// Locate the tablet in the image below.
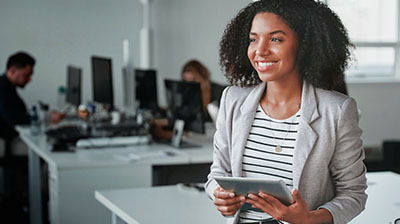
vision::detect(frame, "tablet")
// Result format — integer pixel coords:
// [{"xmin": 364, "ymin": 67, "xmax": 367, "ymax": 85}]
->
[{"xmin": 214, "ymin": 176, "xmax": 294, "ymax": 206}]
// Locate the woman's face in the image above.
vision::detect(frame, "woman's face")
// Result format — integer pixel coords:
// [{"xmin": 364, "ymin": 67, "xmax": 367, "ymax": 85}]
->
[
  {"xmin": 247, "ymin": 12, "xmax": 299, "ymax": 83},
  {"xmin": 182, "ymin": 71, "xmax": 203, "ymax": 83}
]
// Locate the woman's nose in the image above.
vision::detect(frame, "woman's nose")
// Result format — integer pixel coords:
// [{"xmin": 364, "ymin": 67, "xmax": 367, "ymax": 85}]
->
[{"xmin": 255, "ymin": 41, "xmax": 270, "ymax": 56}]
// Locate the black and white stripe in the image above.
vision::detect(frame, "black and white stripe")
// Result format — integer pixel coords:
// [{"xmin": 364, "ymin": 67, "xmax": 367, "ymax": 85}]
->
[{"xmin": 239, "ymin": 104, "xmax": 300, "ymax": 223}]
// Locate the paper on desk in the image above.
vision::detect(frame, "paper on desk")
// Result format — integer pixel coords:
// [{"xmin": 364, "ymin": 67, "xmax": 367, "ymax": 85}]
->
[
  {"xmin": 113, "ymin": 151, "xmax": 168, "ymax": 162},
  {"xmin": 113, "ymin": 153, "xmax": 140, "ymax": 162}
]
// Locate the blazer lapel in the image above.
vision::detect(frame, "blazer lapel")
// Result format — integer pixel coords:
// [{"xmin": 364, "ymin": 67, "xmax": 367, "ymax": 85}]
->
[
  {"xmin": 231, "ymin": 83, "xmax": 266, "ymax": 176},
  {"xmin": 293, "ymin": 82, "xmax": 319, "ymax": 189}
]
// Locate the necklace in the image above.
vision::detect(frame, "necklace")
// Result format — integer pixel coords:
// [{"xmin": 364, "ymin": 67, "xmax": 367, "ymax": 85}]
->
[{"xmin": 264, "ymin": 101, "xmax": 299, "ymax": 153}]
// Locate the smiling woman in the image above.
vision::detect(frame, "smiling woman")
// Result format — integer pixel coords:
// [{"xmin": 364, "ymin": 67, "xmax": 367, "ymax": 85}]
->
[
  {"xmin": 219, "ymin": 0, "xmax": 352, "ymax": 90},
  {"xmin": 247, "ymin": 13, "xmax": 299, "ymax": 87},
  {"xmin": 205, "ymin": 0, "xmax": 367, "ymax": 224}
]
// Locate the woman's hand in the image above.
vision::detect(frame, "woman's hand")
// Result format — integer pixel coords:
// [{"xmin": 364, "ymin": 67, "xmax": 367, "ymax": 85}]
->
[
  {"xmin": 246, "ymin": 189, "xmax": 312, "ymax": 224},
  {"xmin": 213, "ymin": 186, "xmax": 246, "ymax": 216}
]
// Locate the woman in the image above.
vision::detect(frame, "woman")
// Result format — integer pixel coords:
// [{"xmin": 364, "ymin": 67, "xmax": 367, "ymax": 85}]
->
[
  {"xmin": 181, "ymin": 60, "xmax": 212, "ymax": 112},
  {"xmin": 181, "ymin": 59, "xmax": 225, "ymax": 122},
  {"xmin": 181, "ymin": 60, "xmax": 225, "ymax": 109},
  {"xmin": 205, "ymin": 0, "xmax": 367, "ymax": 224}
]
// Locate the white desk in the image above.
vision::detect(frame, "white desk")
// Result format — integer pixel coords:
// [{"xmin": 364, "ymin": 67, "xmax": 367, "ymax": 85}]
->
[
  {"xmin": 95, "ymin": 185, "xmax": 226, "ymax": 224},
  {"xmin": 95, "ymin": 172, "xmax": 400, "ymax": 224},
  {"xmin": 16, "ymin": 126, "xmax": 214, "ymax": 224},
  {"xmin": 350, "ymin": 172, "xmax": 400, "ymax": 224}
]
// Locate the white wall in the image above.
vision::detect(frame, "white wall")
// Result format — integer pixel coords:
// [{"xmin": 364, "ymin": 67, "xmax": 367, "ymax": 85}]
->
[
  {"xmin": 0, "ymin": 0, "xmax": 248, "ymax": 109},
  {"xmin": 0, "ymin": 0, "xmax": 399, "ymax": 147},
  {"xmin": 151, "ymin": 0, "xmax": 248, "ymax": 106},
  {"xmin": 348, "ymin": 82, "xmax": 400, "ymax": 147},
  {"xmin": 0, "ymin": 0, "xmax": 143, "ymax": 108}
]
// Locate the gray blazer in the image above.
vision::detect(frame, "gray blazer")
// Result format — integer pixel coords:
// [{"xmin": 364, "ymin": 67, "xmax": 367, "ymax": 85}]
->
[{"xmin": 205, "ymin": 82, "xmax": 367, "ymax": 224}]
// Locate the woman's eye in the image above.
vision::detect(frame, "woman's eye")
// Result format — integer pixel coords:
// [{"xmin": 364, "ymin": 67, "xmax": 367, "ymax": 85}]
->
[
  {"xmin": 249, "ymin": 38, "xmax": 256, "ymax": 42},
  {"xmin": 271, "ymin": 37, "xmax": 281, "ymax": 42}
]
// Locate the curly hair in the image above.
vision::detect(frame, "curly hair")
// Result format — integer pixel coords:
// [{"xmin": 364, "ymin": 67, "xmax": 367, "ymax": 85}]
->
[{"xmin": 219, "ymin": 0, "xmax": 353, "ymax": 89}]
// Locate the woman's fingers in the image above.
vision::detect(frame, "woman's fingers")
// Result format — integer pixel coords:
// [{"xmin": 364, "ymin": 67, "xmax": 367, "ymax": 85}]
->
[
  {"xmin": 258, "ymin": 191, "xmax": 286, "ymax": 210},
  {"xmin": 213, "ymin": 186, "xmax": 246, "ymax": 216},
  {"xmin": 291, "ymin": 188, "xmax": 305, "ymax": 205},
  {"xmin": 246, "ymin": 190, "xmax": 312, "ymax": 223},
  {"xmin": 214, "ymin": 195, "xmax": 245, "ymax": 206},
  {"xmin": 213, "ymin": 187, "xmax": 235, "ymax": 199},
  {"xmin": 246, "ymin": 193, "xmax": 275, "ymax": 213},
  {"xmin": 216, "ymin": 201, "xmax": 245, "ymax": 216}
]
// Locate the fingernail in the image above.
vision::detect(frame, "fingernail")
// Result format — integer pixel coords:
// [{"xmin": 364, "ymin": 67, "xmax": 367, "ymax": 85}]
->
[
  {"xmin": 240, "ymin": 196, "xmax": 245, "ymax": 201},
  {"xmin": 229, "ymin": 192, "xmax": 235, "ymax": 197}
]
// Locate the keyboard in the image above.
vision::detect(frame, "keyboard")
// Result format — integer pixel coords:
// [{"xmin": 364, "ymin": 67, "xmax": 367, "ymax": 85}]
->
[
  {"xmin": 45, "ymin": 125, "xmax": 90, "ymax": 145},
  {"xmin": 76, "ymin": 135, "xmax": 151, "ymax": 148},
  {"xmin": 45, "ymin": 123, "xmax": 150, "ymax": 150},
  {"xmin": 91, "ymin": 122, "xmax": 148, "ymax": 137}
]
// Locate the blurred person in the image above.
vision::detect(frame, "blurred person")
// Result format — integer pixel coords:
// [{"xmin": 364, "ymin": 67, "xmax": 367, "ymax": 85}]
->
[
  {"xmin": 0, "ymin": 51, "xmax": 36, "ymax": 223},
  {"xmin": 0, "ymin": 52, "xmax": 66, "ymax": 144},
  {"xmin": 0, "ymin": 51, "xmax": 35, "ymax": 147},
  {"xmin": 181, "ymin": 59, "xmax": 225, "ymax": 122}
]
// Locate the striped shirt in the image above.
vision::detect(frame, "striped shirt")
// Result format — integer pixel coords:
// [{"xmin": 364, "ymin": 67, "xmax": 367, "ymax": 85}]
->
[{"xmin": 239, "ymin": 104, "xmax": 300, "ymax": 223}]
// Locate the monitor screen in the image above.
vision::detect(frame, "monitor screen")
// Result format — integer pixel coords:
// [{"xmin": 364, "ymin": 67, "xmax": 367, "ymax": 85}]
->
[
  {"xmin": 164, "ymin": 79, "xmax": 205, "ymax": 134},
  {"xmin": 91, "ymin": 56, "xmax": 113, "ymax": 107},
  {"xmin": 135, "ymin": 69, "xmax": 158, "ymax": 110},
  {"xmin": 66, "ymin": 66, "xmax": 82, "ymax": 107}
]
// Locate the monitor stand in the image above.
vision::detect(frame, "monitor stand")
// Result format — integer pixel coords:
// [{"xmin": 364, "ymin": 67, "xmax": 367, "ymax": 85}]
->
[{"xmin": 170, "ymin": 119, "xmax": 200, "ymax": 148}]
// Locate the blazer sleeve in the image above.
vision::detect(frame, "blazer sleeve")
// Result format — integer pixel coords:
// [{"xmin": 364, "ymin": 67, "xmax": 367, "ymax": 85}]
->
[
  {"xmin": 319, "ymin": 97, "xmax": 368, "ymax": 224},
  {"xmin": 205, "ymin": 86, "xmax": 233, "ymax": 200}
]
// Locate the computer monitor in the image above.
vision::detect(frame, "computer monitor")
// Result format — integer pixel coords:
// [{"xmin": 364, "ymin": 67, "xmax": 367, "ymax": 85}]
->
[
  {"xmin": 135, "ymin": 69, "xmax": 158, "ymax": 110},
  {"xmin": 91, "ymin": 56, "xmax": 113, "ymax": 108},
  {"xmin": 164, "ymin": 79, "xmax": 205, "ymax": 134},
  {"xmin": 66, "ymin": 65, "xmax": 82, "ymax": 107}
]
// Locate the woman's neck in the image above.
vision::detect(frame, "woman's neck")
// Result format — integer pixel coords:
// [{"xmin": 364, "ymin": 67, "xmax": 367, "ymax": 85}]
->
[
  {"xmin": 266, "ymin": 80, "xmax": 302, "ymax": 103},
  {"xmin": 260, "ymin": 78, "xmax": 302, "ymax": 119}
]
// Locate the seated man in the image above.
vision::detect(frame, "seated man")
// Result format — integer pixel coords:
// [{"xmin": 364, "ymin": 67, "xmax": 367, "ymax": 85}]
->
[{"xmin": 0, "ymin": 51, "xmax": 35, "ymax": 155}]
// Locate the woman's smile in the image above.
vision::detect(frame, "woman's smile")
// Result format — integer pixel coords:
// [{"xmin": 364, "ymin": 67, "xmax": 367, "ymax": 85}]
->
[
  {"xmin": 255, "ymin": 60, "xmax": 278, "ymax": 72},
  {"xmin": 247, "ymin": 12, "xmax": 299, "ymax": 83}
]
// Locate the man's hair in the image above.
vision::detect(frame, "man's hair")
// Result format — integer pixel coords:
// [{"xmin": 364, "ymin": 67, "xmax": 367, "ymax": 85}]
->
[
  {"xmin": 219, "ymin": 0, "xmax": 353, "ymax": 89},
  {"xmin": 6, "ymin": 51, "xmax": 36, "ymax": 70}
]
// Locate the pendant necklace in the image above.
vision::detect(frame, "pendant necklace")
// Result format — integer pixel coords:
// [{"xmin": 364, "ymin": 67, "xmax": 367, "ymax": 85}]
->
[{"xmin": 264, "ymin": 101, "xmax": 299, "ymax": 153}]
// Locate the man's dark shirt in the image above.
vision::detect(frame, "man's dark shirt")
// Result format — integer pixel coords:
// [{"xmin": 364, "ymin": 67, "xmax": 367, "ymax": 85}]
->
[{"xmin": 0, "ymin": 73, "xmax": 30, "ymax": 140}]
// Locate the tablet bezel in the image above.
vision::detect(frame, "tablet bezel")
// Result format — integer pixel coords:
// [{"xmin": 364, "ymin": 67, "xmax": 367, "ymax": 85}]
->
[{"xmin": 214, "ymin": 176, "xmax": 294, "ymax": 206}]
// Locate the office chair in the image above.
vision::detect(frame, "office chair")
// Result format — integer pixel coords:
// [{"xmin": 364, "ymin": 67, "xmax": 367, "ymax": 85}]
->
[{"xmin": 382, "ymin": 140, "xmax": 400, "ymax": 174}]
